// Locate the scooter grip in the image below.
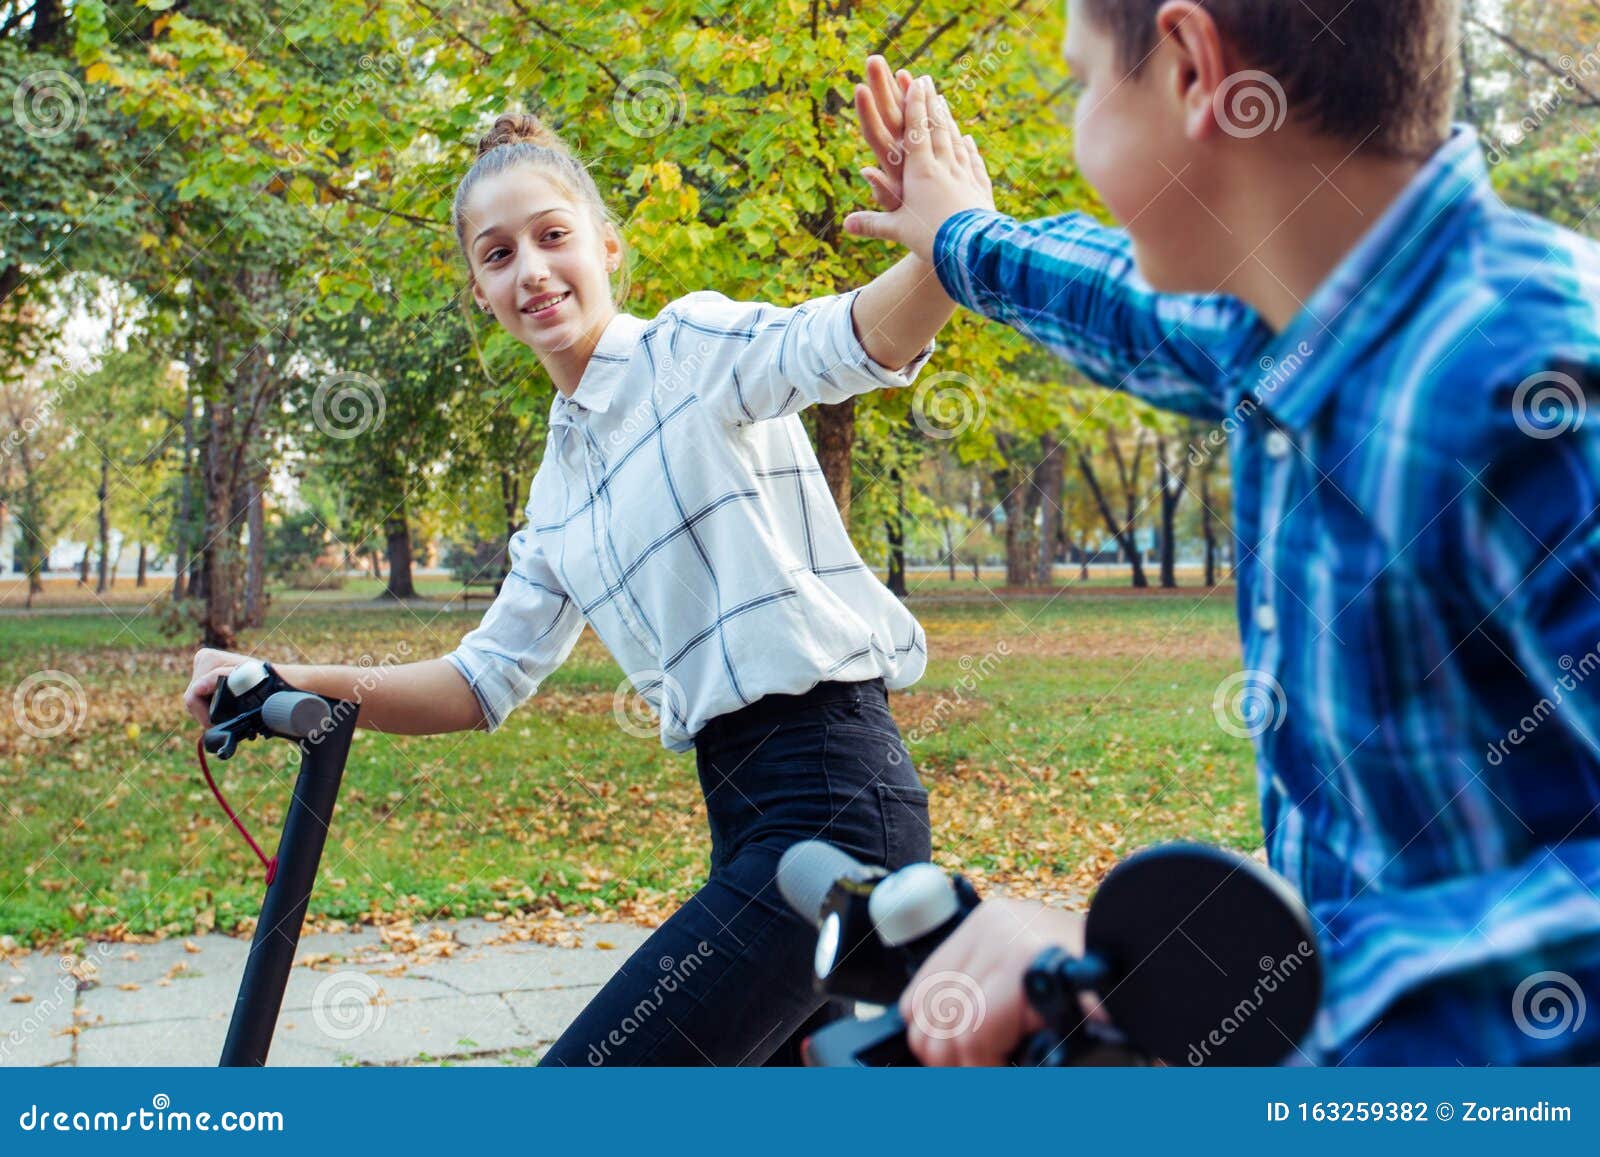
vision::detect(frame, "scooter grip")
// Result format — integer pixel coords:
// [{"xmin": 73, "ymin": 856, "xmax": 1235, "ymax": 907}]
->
[{"xmin": 260, "ymin": 691, "xmax": 334, "ymax": 740}]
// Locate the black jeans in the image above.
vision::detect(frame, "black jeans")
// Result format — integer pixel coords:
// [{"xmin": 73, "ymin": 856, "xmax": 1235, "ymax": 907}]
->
[{"xmin": 537, "ymin": 678, "xmax": 932, "ymax": 1066}]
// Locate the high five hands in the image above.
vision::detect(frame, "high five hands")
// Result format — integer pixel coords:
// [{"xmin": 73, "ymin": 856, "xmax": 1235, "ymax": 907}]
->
[{"xmin": 845, "ymin": 55, "xmax": 996, "ymax": 263}]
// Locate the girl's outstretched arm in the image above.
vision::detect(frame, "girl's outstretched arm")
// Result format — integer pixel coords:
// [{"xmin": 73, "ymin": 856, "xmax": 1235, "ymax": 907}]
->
[
  {"xmin": 185, "ymin": 652, "xmax": 489, "ymax": 736},
  {"xmin": 849, "ymin": 253, "xmax": 958, "ymax": 373}
]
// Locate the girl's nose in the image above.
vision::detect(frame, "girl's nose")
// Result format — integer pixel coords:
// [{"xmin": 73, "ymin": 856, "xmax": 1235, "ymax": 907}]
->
[{"xmin": 517, "ymin": 250, "xmax": 551, "ymax": 287}]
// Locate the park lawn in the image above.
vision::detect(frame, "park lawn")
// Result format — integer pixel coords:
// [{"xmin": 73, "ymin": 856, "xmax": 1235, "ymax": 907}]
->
[{"xmin": 0, "ymin": 588, "xmax": 1258, "ymax": 950}]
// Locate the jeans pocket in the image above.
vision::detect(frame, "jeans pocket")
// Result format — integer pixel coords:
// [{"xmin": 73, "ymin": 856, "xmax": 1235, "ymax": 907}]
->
[{"xmin": 876, "ymin": 782, "xmax": 932, "ymax": 867}]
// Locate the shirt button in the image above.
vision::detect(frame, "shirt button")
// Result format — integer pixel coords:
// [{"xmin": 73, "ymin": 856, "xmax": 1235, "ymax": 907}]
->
[
  {"xmin": 1255, "ymin": 604, "xmax": 1279, "ymax": 633},
  {"xmin": 1265, "ymin": 430, "xmax": 1292, "ymax": 459}
]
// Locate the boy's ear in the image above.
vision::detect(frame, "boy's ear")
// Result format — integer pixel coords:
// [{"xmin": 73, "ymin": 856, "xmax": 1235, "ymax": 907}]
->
[{"xmin": 1155, "ymin": 1, "xmax": 1231, "ymax": 142}]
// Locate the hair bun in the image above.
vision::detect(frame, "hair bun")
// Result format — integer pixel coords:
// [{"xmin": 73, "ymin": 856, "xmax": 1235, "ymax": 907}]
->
[{"xmin": 476, "ymin": 113, "xmax": 566, "ymax": 158}]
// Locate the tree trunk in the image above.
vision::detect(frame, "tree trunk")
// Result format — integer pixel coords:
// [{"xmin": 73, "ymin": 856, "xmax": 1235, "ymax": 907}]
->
[
  {"xmin": 1156, "ymin": 436, "xmax": 1187, "ymax": 589},
  {"xmin": 1034, "ymin": 433, "xmax": 1065, "ymax": 586},
  {"xmin": 96, "ymin": 447, "xmax": 110, "ymax": 593},
  {"xmin": 813, "ymin": 398, "xmax": 856, "ymax": 528},
  {"xmin": 243, "ymin": 460, "xmax": 268, "ymax": 628},
  {"xmin": 498, "ymin": 468, "xmax": 520, "ymax": 581},
  {"xmin": 137, "ymin": 541, "xmax": 148, "ymax": 588},
  {"xmin": 1105, "ymin": 430, "xmax": 1149, "ymax": 588},
  {"xmin": 200, "ymin": 385, "xmax": 239, "ymax": 649},
  {"xmin": 384, "ymin": 510, "xmax": 417, "ymax": 599},
  {"xmin": 20, "ymin": 505, "xmax": 45, "ymax": 603},
  {"xmin": 994, "ymin": 466, "xmax": 1034, "ymax": 587},
  {"xmin": 1201, "ymin": 455, "xmax": 1219, "ymax": 588},
  {"xmin": 884, "ymin": 468, "xmax": 907, "ymax": 597},
  {"xmin": 1076, "ymin": 449, "xmax": 1148, "ymax": 588}
]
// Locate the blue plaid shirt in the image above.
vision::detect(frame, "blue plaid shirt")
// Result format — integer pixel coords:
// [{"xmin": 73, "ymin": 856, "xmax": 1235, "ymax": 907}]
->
[{"xmin": 934, "ymin": 126, "xmax": 1600, "ymax": 1065}]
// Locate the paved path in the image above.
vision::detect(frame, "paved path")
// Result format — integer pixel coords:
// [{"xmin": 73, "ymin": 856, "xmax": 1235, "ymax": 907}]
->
[{"xmin": 1, "ymin": 918, "xmax": 653, "ymax": 1068}]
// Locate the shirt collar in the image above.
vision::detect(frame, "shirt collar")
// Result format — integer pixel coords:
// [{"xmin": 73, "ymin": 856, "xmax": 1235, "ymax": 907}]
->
[
  {"xmin": 549, "ymin": 311, "xmax": 645, "ymax": 422},
  {"xmin": 1250, "ymin": 125, "xmax": 1499, "ymax": 432}
]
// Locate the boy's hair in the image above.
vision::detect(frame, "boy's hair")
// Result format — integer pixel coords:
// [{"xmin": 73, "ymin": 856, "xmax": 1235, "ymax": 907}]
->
[
  {"xmin": 451, "ymin": 113, "xmax": 630, "ymax": 297},
  {"xmin": 1084, "ymin": 0, "xmax": 1461, "ymax": 159}
]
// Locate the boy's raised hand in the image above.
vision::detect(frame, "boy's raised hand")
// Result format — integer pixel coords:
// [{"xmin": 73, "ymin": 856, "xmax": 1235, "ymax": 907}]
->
[{"xmin": 846, "ymin": 69, "xmax": 994, "ymax": 264}]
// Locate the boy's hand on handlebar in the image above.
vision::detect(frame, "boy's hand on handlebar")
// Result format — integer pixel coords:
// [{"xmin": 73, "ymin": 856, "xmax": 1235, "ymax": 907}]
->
[
  {"xmin": 184, "ymin": 647, "xmax": 255, "ymax": 727},
  {"xmin": 899, "ymin": 898, "xmax": 1093, "ymax": 1066}
]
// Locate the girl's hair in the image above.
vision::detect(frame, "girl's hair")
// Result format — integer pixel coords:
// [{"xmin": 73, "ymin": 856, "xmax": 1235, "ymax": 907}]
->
[{"xmin": 451, "ymin": 113, "xmax": 630, "ymax": 301}]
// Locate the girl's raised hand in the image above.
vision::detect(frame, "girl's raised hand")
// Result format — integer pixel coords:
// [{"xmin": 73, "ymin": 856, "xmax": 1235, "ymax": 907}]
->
[
  {"xmin": 845, "ymin": 75, "xmax": 996, "ymax": 263},
  {"xmin": 855, "ymin": 55, "xmax": 914, "ymax": 209}
]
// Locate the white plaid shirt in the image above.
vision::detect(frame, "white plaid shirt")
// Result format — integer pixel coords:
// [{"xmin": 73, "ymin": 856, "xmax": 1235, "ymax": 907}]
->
[{"xmin": 444, "ymin": 289, "xmax": 933, "ymax": 751}]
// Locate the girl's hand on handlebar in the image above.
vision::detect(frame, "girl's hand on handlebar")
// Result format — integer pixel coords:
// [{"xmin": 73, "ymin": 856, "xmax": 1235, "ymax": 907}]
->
[
  {"xmin": 184, "ymin": 647, "xmax": 256, "ymax": 727},
  {"xmin": 898, "ymin": 898, "xmax": 1093, "ymax": 1067}
]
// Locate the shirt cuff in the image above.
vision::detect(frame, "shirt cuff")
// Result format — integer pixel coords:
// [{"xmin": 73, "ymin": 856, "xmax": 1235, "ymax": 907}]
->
[
  {"xmin": 837, "ymin": 287, "xmax": 937, "ymax": 388},
  {"xmin": 443, "ymin": 649, "xmax": 506, "ymax": 734},
  {"xmin": 933, "ymin": 208, "xmax": 1008, "ymax": 311}
]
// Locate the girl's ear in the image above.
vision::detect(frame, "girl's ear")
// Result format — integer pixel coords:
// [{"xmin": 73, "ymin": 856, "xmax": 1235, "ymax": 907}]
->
[
  {"xmin": 601, "ymin": 222, "xmax": 623, "ymax": 273},
  {"xmin": 468, "ymin": 276, "xmax": 490, "ymax": 313}
]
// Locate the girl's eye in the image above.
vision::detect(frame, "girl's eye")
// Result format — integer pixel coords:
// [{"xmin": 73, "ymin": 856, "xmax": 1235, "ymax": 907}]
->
[
  {"xmin": 542, "ymin": 229, "xmax": 568, "ymax": 243},
  {"xmin": 485, "ymin": 247, "xmax": 510, "ymax": 263}
]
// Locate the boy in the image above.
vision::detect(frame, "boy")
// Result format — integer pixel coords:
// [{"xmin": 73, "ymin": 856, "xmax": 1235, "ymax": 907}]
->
[{"xmin": 847, "ymin": 0, "xmax": 1600, "ymax": 1066}]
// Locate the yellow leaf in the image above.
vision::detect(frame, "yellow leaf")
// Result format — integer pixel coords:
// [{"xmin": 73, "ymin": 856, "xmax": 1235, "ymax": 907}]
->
[
  {"xmin": 652, "ymin": 161, "xmax": 682, "ymax": 192},
  {"xmin": 85, "ymin": 61, "xmax": 112, "ymax": 84}
]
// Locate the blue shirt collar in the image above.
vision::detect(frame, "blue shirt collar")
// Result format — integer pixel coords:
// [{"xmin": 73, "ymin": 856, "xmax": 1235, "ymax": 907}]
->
[{"xmin": 1252, "ymin": 125, "xmax": 1499, "ymax": 431}]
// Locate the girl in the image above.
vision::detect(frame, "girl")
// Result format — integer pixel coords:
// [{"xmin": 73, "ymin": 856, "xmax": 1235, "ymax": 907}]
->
[{"xmin": 184, "ymin": 109, "xmax": 958, "ymax": 1065}]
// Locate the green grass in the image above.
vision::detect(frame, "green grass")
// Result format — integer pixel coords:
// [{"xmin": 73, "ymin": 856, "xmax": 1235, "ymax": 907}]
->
[{"xmin": 0, "ymin": 588, "xmax": 1257, "ymax": 948}]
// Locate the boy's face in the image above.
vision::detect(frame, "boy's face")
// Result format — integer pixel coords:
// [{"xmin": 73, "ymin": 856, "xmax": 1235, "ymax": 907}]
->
[{"xmin": 1064, "ymin": 0, "xmax": 1222, "ymax": 293}]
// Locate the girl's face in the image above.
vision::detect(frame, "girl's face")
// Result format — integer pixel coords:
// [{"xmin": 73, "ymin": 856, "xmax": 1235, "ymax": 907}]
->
[{"xmin": 463, "ymin": 167, "xmax": 621, "ymax": 361}]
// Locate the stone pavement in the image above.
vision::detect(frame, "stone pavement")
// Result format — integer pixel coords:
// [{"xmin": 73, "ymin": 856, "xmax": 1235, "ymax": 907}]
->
[{"xmin": 1, "ymin": 917, "xmax": 654, "ymax": 1068}]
